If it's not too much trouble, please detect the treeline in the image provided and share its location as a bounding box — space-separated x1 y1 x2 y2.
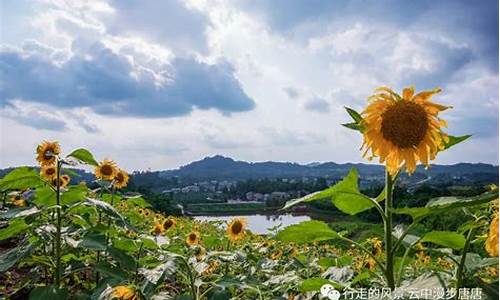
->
225 177 330 197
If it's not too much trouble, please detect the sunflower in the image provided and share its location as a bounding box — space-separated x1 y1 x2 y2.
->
152 222 165 235
364 257 377 270
361 86 450 175
436 257 454 269
270 250 282 260
367 237 383 256
227 218 247 242
95 159 117 181
415 251 431 266
203 260 220 275
52 175 71 189
485 210 499 257
40 165 57 180
112 285 139 300
186 231 200 246
12 197 27 207
163 218 176 231
113 168 129 189
36 141 61 166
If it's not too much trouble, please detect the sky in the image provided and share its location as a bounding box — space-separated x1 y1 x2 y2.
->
0 0 498 171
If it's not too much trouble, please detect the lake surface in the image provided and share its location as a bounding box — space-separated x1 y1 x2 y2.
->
194 213 312 234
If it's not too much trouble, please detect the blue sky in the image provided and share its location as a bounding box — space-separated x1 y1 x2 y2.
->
0 0 498 170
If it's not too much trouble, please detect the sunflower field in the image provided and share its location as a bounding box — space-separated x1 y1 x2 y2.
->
0 87 499 300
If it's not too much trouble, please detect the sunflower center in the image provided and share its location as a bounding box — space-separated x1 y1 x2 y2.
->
164 220 173 229
115 172 124 182
231 221 243 234
46 168 55 175
43 149 53 159
381 101 428 148
189 234 197 241
100 165 114 176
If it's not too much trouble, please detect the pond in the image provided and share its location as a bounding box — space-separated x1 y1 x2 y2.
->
194 213 313 234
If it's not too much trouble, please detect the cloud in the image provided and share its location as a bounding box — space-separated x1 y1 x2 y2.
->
0 42 255 118
283 87 299 99
106 0 210 54
303 97 330 113
2 101 68 131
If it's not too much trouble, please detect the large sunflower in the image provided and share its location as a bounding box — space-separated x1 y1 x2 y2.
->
113 168 129 189
36 141 61 166
227 218 247 242
40 165 57 181
186 231 200 246
95 159 117 180
361 86 450 175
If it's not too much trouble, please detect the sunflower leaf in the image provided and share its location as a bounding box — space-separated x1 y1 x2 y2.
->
345 107 363 123
342 107 365 133
421 231 466 249
0 167 44 191
67 148 98 166
275 220 338 244
442 135 471 151
392 190 498 221
341 122 364 132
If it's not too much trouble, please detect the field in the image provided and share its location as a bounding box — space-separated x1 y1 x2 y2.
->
1 88 499 300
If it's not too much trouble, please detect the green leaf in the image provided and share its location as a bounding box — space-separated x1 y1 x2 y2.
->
62 168 81 177
30 285 69 300
107 246 136 271
461 253 499 274
79 232 107 250
85 197 134 230
0 167 44 190
421 231 466 249
34 185 88 207
113 238 139 252
141 259 178 297
67 148 98 166
393 190 498 221
208 289 231 300
342 107 365 132
300 278 342 292
0 218 29 241
275 220 337 244
0 207 40 220
95 262 128 280
0 241 36 272
341 122 364 132
345 107 363 123
441 135 471 151
330 169 379 215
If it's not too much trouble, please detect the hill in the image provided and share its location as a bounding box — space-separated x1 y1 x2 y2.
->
158 155 498 183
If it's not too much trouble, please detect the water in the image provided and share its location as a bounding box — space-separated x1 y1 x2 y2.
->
194 213 312 234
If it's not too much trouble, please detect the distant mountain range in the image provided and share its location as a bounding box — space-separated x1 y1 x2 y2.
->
158 155 498 184
2 155 497 186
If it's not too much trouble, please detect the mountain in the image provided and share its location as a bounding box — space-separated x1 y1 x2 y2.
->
159 155 498 183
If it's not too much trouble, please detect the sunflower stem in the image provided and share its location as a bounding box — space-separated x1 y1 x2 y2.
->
95 186 103 285
54 160 62 287
454 227 474 300
384 170 395 290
